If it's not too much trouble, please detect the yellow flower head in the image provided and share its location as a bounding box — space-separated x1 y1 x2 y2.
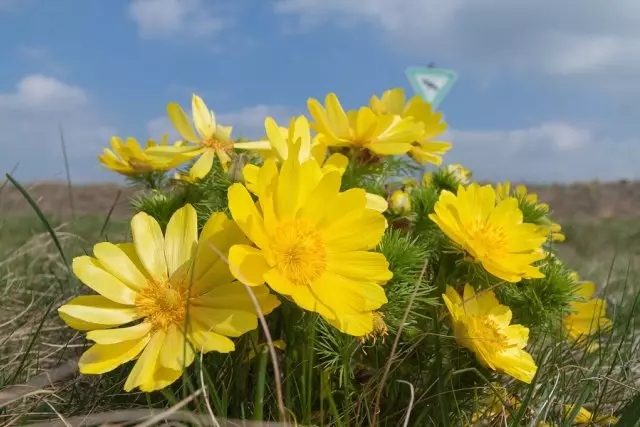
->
307 92 425 158
370 88 452 165
99 135 190 176
58 204 279 392
152 94 238 180
389 190 411 214
563 405 618 425
241 116 389 213
429 183 548 282
226 125 393 336
496 181 565 243
564 273 611 351
443 284 538 383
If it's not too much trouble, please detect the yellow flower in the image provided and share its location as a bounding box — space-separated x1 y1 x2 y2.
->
58 204 279 392
370 88 452 165
307 92 425 158
226 133 393 336
151 94 241 180
429 183 548 282
389 190 411 214
443 284 538 383
564 405 618 425
496 181 565 243
564 273 611 351
241 116 388 213
98 135 190 176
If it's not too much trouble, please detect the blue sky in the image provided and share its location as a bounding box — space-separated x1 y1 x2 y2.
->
0 0 638 183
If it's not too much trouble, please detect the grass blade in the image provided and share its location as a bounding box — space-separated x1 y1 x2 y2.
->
5 173 71 275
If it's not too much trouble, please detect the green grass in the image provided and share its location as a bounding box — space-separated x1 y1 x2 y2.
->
0 195 638 426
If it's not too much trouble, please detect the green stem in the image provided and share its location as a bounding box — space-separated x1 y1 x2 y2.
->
253 347 270 421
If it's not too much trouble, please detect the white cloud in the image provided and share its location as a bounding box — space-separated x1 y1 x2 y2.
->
0 75 117 182
275 0 640 85
446 122 639 183
128 0 225 39
0 74 87 111
146 104 299 142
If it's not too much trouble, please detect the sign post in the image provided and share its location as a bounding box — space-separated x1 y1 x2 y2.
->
405 66 457 110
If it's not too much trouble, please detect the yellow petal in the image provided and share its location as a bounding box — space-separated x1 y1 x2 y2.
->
365 193 388 213
192 94 214 138
242 163 260 194
72 256 138 305
265 117 288 160
159 324 195 371
164 204 198 277
188 327 235 353
298 171 341 225
326 251 392 282
310 271 387 314
92 243 148 292
167 102 199 143
86 322 152 344
323 153 349 175
228 183 268 249
124 330 166 392
191 307 259 337
189 148 215 180
193 282 280 315
327 311 374 336
228 244 270 286
322 209 387 252
79 336 150 375
58 296 141 329
131 211 167 282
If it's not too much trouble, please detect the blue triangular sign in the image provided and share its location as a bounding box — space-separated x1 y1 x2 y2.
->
405 67 458 110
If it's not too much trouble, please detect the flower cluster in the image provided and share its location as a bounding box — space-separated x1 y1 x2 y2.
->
58 88 616 424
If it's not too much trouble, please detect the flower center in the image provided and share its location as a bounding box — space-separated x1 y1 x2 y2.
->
468 317 508 351
270 219 327 285
203 136 233 152
467 220 507 258
135 280 188 330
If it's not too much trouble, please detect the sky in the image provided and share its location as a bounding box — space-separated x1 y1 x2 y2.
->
1 0 639 184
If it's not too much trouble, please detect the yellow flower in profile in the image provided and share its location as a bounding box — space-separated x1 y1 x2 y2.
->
564 273 611 351
564 405 618 425
443 284 538 383
151 94 240 180
240 116 388 213
429 183 548 282
307 92 425 157
99 135 190 176
389 190 411 214
496 181 565 242
370 88 452 165
227 132 393 336
58 204 279 392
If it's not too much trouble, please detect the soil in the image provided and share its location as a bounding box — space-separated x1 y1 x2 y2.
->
1 180 639 222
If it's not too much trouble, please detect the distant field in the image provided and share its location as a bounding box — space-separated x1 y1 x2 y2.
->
2 180 640 221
